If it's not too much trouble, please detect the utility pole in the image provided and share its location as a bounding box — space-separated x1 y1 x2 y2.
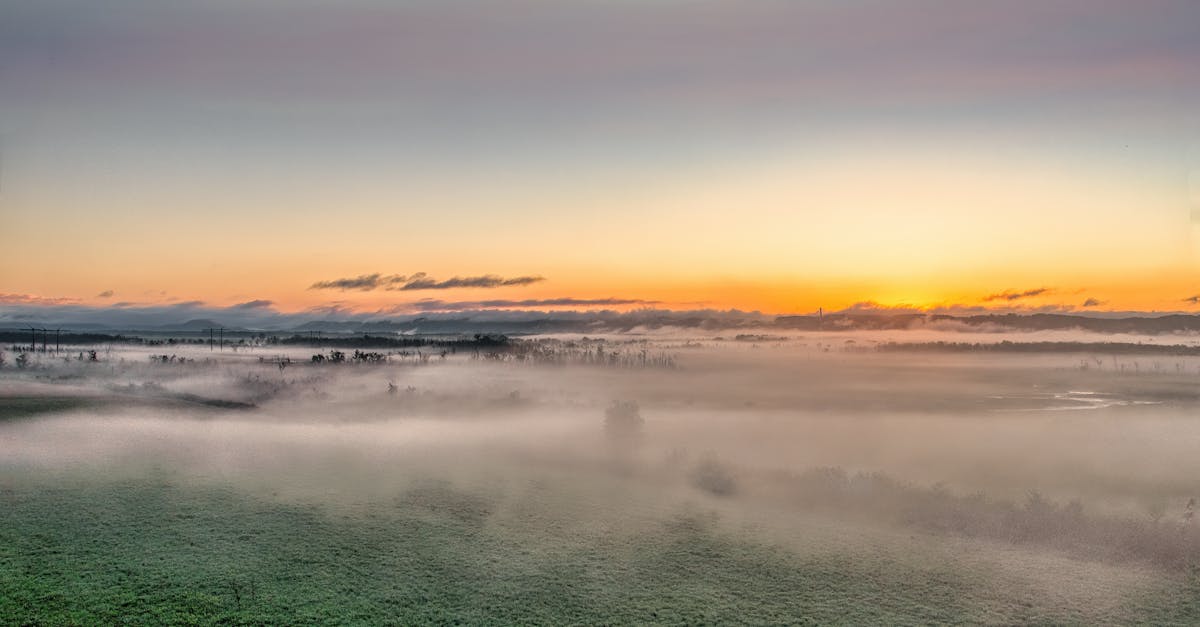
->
203 327 227 351
27 327 49 352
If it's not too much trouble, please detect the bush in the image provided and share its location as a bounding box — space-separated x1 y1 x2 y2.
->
690 454 737 497
604 400 644 442
782 466 1200 571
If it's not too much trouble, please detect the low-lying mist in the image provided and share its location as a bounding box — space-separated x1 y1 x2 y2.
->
4 333 1200 623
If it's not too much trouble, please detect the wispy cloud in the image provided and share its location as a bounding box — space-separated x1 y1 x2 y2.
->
836 300 1076 316
983 288 1052 302
402 297 656 312
1184 295 1200 305
393 273 544 291
0 299 760 332
1081 298 1105 307
4 297 1200 334
838 301 928 314
232 299 274 310
97 290 114 298
0 293 81 306
310 272 545 291
309 273 386 290
302 304 361 318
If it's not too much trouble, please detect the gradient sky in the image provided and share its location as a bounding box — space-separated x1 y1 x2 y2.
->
2 0 1198 315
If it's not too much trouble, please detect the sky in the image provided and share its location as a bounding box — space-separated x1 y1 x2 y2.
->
1 0 1199 319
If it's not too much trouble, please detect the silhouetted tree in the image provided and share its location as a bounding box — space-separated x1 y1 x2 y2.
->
604 400 644 442
690 453 737 496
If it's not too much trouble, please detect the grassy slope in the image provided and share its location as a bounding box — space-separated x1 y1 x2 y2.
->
3 475 1198 626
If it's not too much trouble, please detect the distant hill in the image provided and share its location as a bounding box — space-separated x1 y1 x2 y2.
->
774 312 1200 335
6 310 1200 337
169 319 229 331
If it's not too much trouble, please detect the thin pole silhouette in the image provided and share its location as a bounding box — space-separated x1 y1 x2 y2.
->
204 327 226 351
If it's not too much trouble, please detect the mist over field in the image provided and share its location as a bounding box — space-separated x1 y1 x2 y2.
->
5 332 1200 624
4 0 1198 622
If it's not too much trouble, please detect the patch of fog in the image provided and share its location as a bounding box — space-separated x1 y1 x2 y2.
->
988 390 1165 411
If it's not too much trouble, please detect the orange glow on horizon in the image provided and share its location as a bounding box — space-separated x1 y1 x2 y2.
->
13 263 1191 319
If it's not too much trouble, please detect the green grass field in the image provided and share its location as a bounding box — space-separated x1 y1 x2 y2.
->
4 471 1199 626
0 397 97 422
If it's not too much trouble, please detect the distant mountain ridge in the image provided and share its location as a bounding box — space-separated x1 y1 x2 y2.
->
773 313 1200 334
5 310 1200 336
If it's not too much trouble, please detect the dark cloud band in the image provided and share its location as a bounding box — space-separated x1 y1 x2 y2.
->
309 272 545 291
404 297 656 312
983 288 1051 302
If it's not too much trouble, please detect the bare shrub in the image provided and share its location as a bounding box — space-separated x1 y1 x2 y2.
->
782 466 1200 571
604 400 644 442
690 454 737 497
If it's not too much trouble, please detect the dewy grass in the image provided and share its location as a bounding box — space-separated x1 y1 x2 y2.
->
2 474 1196 626
0 397 96 422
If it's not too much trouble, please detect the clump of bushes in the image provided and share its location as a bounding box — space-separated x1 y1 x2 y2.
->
786 466 1200 572
309 350 387 364
690 454 737 497
352 350 387 363
604 400 644 442
149 354 194 365
475 338 677 369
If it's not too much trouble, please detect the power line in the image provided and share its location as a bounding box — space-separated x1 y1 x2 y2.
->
203 327 226 351
23 327 60 353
